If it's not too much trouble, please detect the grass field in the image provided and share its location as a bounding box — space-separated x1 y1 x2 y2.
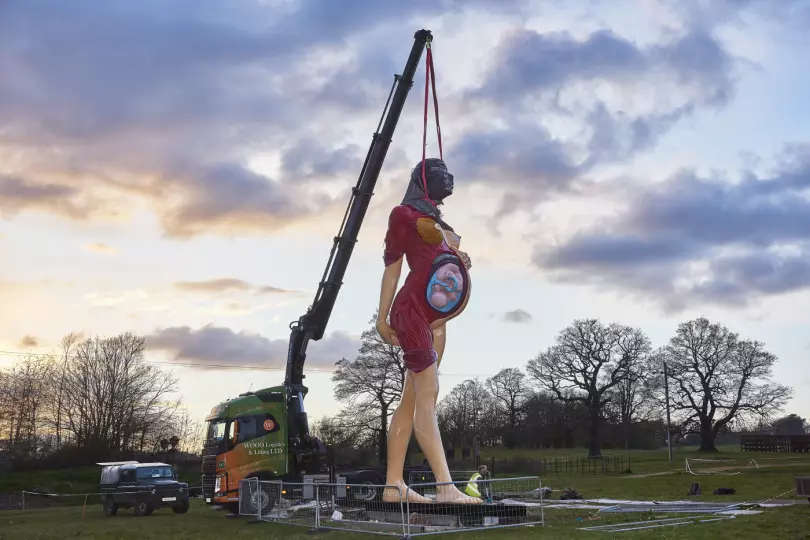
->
2 447 809 539
0 466 200 496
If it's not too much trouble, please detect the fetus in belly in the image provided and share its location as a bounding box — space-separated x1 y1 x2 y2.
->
427 262 465 312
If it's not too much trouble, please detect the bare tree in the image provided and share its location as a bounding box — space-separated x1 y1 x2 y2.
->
0 331 187 465
311 413 379 466
170 407 205 455
60 332 180 457
486 368 529 447
0 370 7 450
658 318 792 452
527 319 652 457
437 378 494 449
521 391 589 449
312 414 361 449
331 312 405 463
768 414 808 435
53 332 80 451
0 353 55 455
607 355 657 449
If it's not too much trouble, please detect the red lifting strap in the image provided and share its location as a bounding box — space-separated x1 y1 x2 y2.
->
420 40 442 202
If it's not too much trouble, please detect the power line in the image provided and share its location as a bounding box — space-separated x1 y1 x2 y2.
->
0 349 493 377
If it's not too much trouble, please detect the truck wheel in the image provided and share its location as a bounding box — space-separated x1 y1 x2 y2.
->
172 500 190 514
103 498 118 516
246 481 277 515
354 482 380 502
134 501 153 517
352 472 383 502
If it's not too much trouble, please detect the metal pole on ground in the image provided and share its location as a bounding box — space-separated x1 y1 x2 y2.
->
664 361 673 463
314 484 320 530
257 479 261 522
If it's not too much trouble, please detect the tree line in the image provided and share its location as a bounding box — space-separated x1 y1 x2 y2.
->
315 314 797 461
0 332 204 468
1 317 800 470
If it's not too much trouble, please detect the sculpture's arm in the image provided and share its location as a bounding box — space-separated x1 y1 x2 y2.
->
377 206 410 344
377 256 403 323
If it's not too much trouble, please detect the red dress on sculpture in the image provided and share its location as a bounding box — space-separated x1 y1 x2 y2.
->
383 203 469 373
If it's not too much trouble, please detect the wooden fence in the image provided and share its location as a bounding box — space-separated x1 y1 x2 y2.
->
740 433 810 453
444 454 629 476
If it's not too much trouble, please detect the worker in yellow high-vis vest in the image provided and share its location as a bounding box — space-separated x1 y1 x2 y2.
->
464 465 488 498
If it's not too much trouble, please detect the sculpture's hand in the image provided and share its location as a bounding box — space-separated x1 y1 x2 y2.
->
376 319 400 347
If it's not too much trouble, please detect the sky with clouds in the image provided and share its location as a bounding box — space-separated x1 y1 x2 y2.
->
1 0 809 425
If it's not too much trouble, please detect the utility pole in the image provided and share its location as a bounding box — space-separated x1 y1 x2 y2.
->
664 361 673 463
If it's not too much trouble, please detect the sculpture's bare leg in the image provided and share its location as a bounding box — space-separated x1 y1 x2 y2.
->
383 372 430 502
432 325 446 406
412 362 482 504
383 325 446 503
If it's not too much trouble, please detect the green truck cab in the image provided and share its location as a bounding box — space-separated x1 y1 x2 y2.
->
201 387 310 513
201 386 406 515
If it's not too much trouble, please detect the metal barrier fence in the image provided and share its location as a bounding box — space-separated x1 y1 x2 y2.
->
239 476 544 537
237 477 260 517
237 480 407 536
313 482 407 536
404 476 544 537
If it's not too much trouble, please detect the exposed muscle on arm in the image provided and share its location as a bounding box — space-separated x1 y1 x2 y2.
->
377 257 403 323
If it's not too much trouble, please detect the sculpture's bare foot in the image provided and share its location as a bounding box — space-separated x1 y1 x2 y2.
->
435 485 484 504
382 481 431 503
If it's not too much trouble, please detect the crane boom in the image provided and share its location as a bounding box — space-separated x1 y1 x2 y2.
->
283 30 432 451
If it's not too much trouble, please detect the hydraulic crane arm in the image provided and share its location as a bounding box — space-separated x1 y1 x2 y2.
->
284 30 431 390
282 30 431 451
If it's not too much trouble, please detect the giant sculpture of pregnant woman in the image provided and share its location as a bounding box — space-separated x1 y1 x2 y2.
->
375 158 480 504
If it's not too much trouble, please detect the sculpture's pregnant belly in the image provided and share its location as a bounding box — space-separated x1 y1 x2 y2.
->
425 251 471 329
